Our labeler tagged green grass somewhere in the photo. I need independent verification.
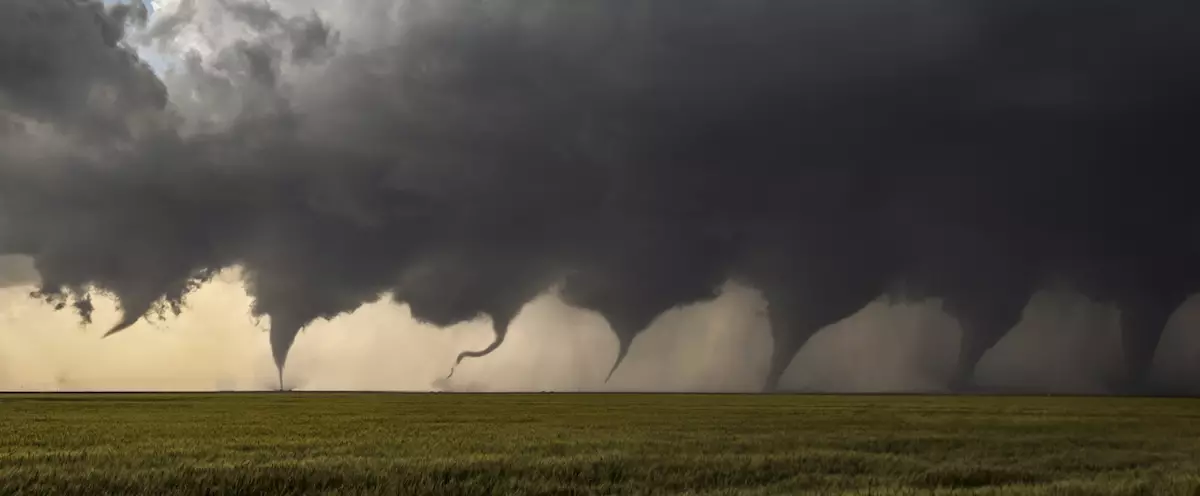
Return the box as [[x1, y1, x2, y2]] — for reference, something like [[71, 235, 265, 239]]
[[0, 393, 1198, 495]]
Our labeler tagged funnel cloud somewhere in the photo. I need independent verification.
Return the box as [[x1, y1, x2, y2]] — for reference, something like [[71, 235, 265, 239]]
[[1, 0, 1199, 393]]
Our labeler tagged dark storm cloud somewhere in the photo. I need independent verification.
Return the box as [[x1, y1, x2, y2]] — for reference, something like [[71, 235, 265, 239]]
[[0, 0, 161, 142], [1, 0, 1198, 392]]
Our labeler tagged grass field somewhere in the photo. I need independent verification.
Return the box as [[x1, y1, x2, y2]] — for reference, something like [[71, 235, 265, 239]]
[[0, 393, 1198, 495]]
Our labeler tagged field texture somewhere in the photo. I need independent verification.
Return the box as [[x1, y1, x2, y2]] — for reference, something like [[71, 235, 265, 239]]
[[0, 393, 1197, 495]]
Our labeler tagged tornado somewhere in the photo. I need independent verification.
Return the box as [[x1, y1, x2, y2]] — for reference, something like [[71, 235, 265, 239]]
[[752, 267, 890, 393], [940, 288, 1036, 392], [1115, 294, 1181, 392], [558, 220, 732, 384], [445, 288, 540, 378], [560, 271, 721, 385], [1100, 257, 1198, 392], [268, 312, 304, 391], [739, 213, 895, 393]]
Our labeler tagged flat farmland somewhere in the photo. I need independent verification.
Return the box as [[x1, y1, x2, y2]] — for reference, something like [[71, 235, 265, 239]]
[[0, 393, 1197, 495]]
